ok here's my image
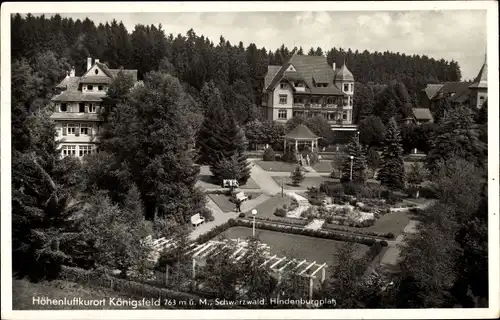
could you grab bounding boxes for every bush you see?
[342,182,358,196]
[248,194,253,200]
[309,198,323,206]
[419,184,439,199]
[386,232,395,239]
[289,199,299,211]
[196,219,237,244]
[380,240,388,247]
[252,216,309,226]
[200,208,215,222]
[263,147,276,161]
[274,208,287,217]
[238,212,246,218]
[325,216,334,224]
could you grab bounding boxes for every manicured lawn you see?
[12,278,157,310]
[208,192,262,212]
[272,176,333,190]
[243,194,293,218]
[197,175,260,190]
[313,160,333,173]
[223,226,369,272]
[254,160,303,172]
[332,210,411,237]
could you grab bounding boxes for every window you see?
[293,111,304,117]
[278,109,287,120]
[62,145,76,157]
[342,113,347,120]
[349,97,353,106]
[343,96,349,106]
[280,83,287,89]
[344,84,349,92]
[60,103,67,112]
[67,123,76,135]
[350,84,354,92]
[79,103,85,113]
[279,95,287,104]
[79,145,93,157]
[95,69,99,75]
[327,98,333,104]
[327,113,335,120]
[87,85,94,90]
[89,104,98,113]
[98,85,104,91]
[80,125,91,136]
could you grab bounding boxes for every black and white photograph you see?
[1,1,498,319]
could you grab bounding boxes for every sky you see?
[55,10,487,81]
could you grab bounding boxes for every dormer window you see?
[95,69,99,75]
[344,84,349,92]
[280,83,287,89]
[98,85,104,91]
[60,103,67,112]
[87,85,94,90]
[89,104,98,113]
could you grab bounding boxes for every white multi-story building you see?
[262,54,357,142]
[51,57,137,158]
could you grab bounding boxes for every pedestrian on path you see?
[236,199,242,212]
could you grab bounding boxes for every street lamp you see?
[251,209,258,237]
[350,155,354,181]
[356,131,360,144]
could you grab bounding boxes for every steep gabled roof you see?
[422,84,443,99]
[285,124,319,139]
[334,64,354,82]
[265,54,348,94]
[56,76,80,90]
[469,55,487,89]
[412,108,434,121]
[79,76,113,84]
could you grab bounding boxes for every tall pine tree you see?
[341,135,367,183]
[377,118,405,190]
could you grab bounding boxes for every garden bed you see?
[243,194,293,219]
[272,176,334,190]
[240,216,308,227]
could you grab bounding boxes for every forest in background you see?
[12,13,462,116]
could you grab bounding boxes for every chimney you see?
[333,62,336,71]
[65,71,69,78]
[70,66,75,77]
[95,59,100,64]
[87,57,92,71]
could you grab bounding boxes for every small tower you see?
[334,59,355,122]
[468,53,488,109]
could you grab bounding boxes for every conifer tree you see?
[341,135,367,183]
[207,113,251,185]
[377,118,405,190]
[291,166,305,186]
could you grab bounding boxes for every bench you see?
[235,191,248,202]
[191,213,205,227]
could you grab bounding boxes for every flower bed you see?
[322,223,395,239]
[242,216,309,226]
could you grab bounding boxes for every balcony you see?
[323,103,338,109]
[310,103,322,109]
[293,103,305,108]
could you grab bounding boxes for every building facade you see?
[51,57,138,158]
[419,54,488,113]
[262,54,357,143]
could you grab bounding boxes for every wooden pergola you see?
[283,124,320,153]
[147,237,328,300]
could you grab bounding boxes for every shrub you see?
[263,147,276,161]
[325,216,334,224]
[380,240,388,247]
[419,184,439,199]
[386,232,395,239]
[238,212,246,218]
[248,194,253,200]
[274,208,287,217]
[320,181,344,198]
[289,199,299,211]
[199,207,215,222]
[342,182,358,196]
[309,198,323,206]
[252,216,308,226]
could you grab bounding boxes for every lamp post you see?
[251,209,257,237]
[350,155,354,181]
[356,131,360,144]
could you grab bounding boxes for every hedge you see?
[235,219,382,246]
[243,216,309,226]
[195,219,238,244]
[59,266,211,309]
[321,224,395,239]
